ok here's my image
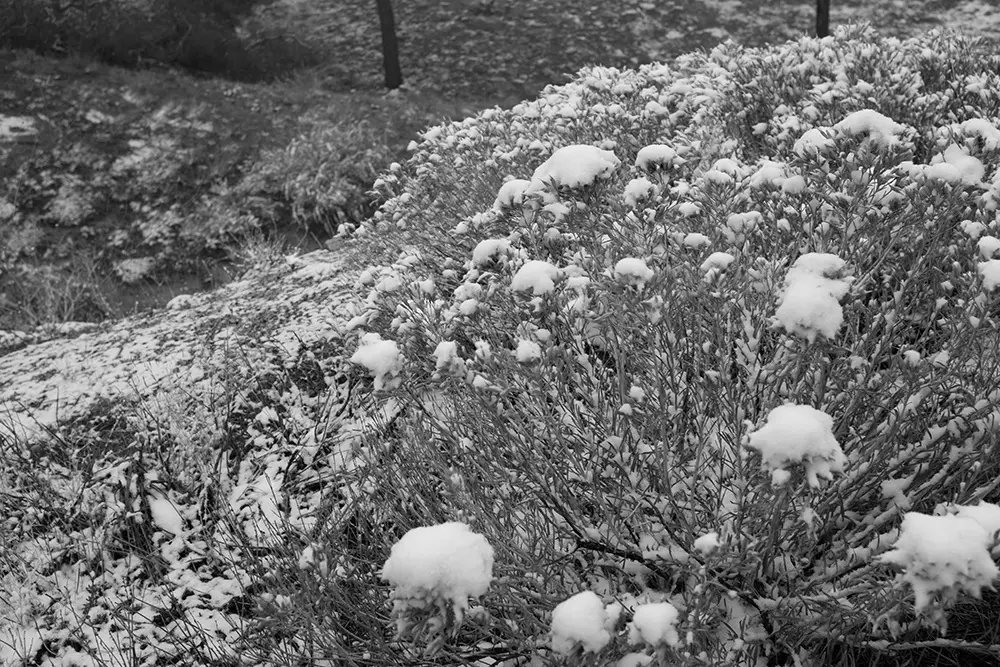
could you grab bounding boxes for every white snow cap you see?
[979,260,1000,291]
[551,591,613,655]
[623,176,657,207]
[472,238,512,265]
[526,144,620,195]
[350,332,403,390]
[746,403,846,487]
[879,511,1000,617]
[693,531,720,554]
[977,235,1000,260]
[627,602,681,648]
[493,178,532,210]
[382,522,494,613]
[433,340,465,375]
[511,259,561,295]
[833,109,906,149]
[700,252,735,273]
[516,339,543,363]
[775,253,851,342]
[929,144,985,185]
[614,257,654,288]
[635,144,680,172]
[793,128,836,157]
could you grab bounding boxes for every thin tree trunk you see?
[816,0,831,38]
[374,0,402,89]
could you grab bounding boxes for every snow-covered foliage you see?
[345,25,1000,665]
[5,25,1000,667]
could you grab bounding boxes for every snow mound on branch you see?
[746,403,846,487]
[775,252,852,342]
[879,511,999,619]
[511,259,561,295]
[382,522,494,609]
[613,257,654,288]
[350,332,403,390]
[551,591,614,655]
[526,144,620,196]
[627,602,681,648]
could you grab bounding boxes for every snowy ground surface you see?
[0,250,361,440]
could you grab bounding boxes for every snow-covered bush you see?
[341,25,1000,666]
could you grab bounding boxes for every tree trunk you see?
[816,0,830,38]
[374,0,402,89]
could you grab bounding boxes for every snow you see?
[493,178,532,210]
[525,144,620,196]
[550,591,613,655]
[472,238,512,265]
[382,522,494,613]
[959,118,1000,151]
[833,109,906,148]
[879,512,999,616]
[634,144,680,171]
[953,502,1000,539]
[516,339,542,363]
[977,235,1000,259]
[700,251,735,272]
[627,602,680,647]
[775,252,852,342]
[350,332,403,390]
[978,260,1000,291]
[682,232,711,248]
[148,491,185,536]
[746,403,846,487]
[511,259,561,295]
[931,144,985,185]
[613,257,654,288]
[694,532,720,554]
[433,340,465,374]
[793,128,836,156]
[623,176,657,207]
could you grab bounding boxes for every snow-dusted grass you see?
[4,25,1000,667]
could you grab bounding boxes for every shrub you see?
[337,25,1000,665]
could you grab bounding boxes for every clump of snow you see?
[700,252,735,273]
[516,339,542,363]
[746,403,846,487]
[382,522,494,618]
[952,502,1000,539]
[793,128,836,157]
[775,253,852,342]
[473,238,512,265]
[623,176,657,207]
[879,512,999,621]
[977,235,1000,259]
[634,144,681,172]
[931,144,985,185]
[350,332,403,390]
[551,591,614,655]
[494,178,532,210]
[979,260,1000,291]
[614,257,654,288]
[511,260,561,295]
[433,340,465,375]
[526,144,620,196]
[833,109,907,149]
[693,532,720,554]
[682,232,711,248]
[627,602,680,648]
